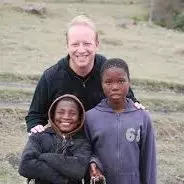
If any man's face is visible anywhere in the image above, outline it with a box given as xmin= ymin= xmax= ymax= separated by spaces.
xmin=67 ymin=24 xmax=99 ymax=70
xmin=54 ymin=100 xmax=80 ymax=133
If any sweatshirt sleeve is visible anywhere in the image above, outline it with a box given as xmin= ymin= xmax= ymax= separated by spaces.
xmin=39 ymin=138 xmax=91 ymax=180
xmin=84 ymin=119 xmax=104 ymax=172
xmin=140 ymin=112 xmax=157 ymax=184
xmin=127 ymin=87 xmax=140 ymax=103
xmin=18 ymin=135 xmax=68 ymax=184
xmin=25 ymin=73 xmax=50 ymax=132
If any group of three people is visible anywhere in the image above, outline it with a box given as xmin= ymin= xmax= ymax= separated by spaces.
xmin=18 ymin=15 xmax=156 ymax=184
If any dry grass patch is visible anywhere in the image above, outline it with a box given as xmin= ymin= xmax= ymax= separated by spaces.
xmin=0 ymin=73 xmax=39 ymax=83
xmin=101 ymin=37 xmax=123 ymax=46
xmin=175 ymin=47 xmax=184 ymax=55
xmin=0 ymin=108 xmax=27 ymax=131
xmin=140 ymin=98 xmax=184 ymax=112
xmin=157 ymin=139 xmax=184 ymax=184
xmin=154 ymin=118 xmax=184 ymax=140
xmin=0 ymin=107 xmax=184 ymax=184
xmin=25 ymin=0 xmax=141 ymax=4
xmin=0 ymin=161 xmax=25 ymax=184
xmin=1 ymin=1 xmax=184 ymax=183
xmin=0 ymin=89 xmax=32 ymax=103
xmin=131 ymin=78 xmax=184 ymax=94
xmin=156 ymin=117 xmax=184 ymax=183
xmin=0 ymin=108 xmax=27 ymax=156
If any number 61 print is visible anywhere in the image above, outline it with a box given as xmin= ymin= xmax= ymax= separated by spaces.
xmin=126 ymin=128 xmax=140 ymax=142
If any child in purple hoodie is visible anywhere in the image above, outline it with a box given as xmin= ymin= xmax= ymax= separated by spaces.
xmin=85 ymin=58 xmax=157 ymax=184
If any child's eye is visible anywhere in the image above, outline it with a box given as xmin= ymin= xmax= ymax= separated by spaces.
xmin=119 ymin=79 xmax=127 ymax=84
xmin=119 ymin=81 xmax=124 ymax=84
xmin=105 ymin=81 xmax=112 ymax=85
xmin=69 ymin=111 xmax=77 ymax=116
xmin=57 ymin=111 xmax=64 ymax=115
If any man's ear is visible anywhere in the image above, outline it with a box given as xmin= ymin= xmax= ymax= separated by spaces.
xmin=95 ymin=39 xmax=100 ymax=48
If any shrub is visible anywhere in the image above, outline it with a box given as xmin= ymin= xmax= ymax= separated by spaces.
xmin=147 ymin=0 xmax=184 ymax=31
xmin=173 ymin=12 xmax=184 ymax=31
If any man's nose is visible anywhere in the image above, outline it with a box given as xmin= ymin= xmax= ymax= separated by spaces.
xmin=77 ymin=43 xmax=85 ymax=52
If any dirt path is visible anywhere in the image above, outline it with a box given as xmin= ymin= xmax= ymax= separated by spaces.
xmin=0 ymin=81 xmax=35 ymax=91
xmin=0 ymin=80 xmax=184 ymax=111
xmin=0 ymin=102 xmax=29 ymax=110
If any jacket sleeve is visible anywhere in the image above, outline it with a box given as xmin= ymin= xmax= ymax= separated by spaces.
xmin=25 ymin=73 xmax=50 ymax=132
xmin=89 ymin=155 xmax=104 ymax=173
xmin=140 ymin=112 xmax=157 ymax=184
xmin=127 ymin=87 xmax=139 ymax=103
xmin=18 ymin=135 xmax=68 ymax=184
xmin=84 ymin=120 xmax=104 ymax=172
xmin=39 ymin=138 xmax=91 ymax=180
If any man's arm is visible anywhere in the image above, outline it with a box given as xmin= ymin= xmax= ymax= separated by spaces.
xmin=25 ymin=73 xmax=50 ymax=132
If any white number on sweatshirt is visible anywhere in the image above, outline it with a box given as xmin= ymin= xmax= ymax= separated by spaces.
xmin=126 ymin=128 xmax=140 ymax=142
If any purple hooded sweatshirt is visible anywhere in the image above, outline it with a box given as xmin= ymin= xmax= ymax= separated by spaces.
xmin=85 ymin=98 xmax=156 ymax=184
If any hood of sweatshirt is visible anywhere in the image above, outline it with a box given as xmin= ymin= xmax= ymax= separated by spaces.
xmin=94 ymin=98 xmax=139 ymax=113
xmin=48 ymin=94 xmax=85 ymax=137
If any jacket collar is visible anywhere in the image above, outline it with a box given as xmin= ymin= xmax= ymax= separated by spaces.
xmin=59 ymin=54 xmax=104 ymax=80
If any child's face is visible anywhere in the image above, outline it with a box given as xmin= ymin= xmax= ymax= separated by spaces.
xmin=102 ymin=67 xmax=130 ymax=104
xmin=54 ymin=100 xmax=80 ymax=133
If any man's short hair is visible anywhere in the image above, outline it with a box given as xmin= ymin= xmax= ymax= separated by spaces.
xmin=66 ymin=15 xmax=98 ymax=42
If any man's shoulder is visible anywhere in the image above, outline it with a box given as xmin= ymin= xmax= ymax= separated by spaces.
xmin=95 ymin=54 xmax=107 ymax=65
xmin=95 ymin=53 xmax=106 ymax=60
xmin=43 ymin=56 xmax=68 ymax=80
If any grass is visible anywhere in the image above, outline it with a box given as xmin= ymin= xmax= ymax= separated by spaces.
xmin=1 ymin=1 xmax=184 ymax=184
xmin=1 ymin=88 xmax=184 ymax=113
xmin=1 ymin=73 xmax=184 ymax=93
xmin=0 ymin=73 xmax=39 ymax=83
xmin=157 ymin=140 xmax=184 ymax=184
xmin=0 ymin=161 xmax=25 ymax=184
xmin=131 ymin=78 xmax=184 ymax=93
xmin=0 ymin=89 xmax=32 ymax=103
xmin=140 ymin=98 xmax=184 ymax=112
xmin=24 ymin=0 xmax=142 ymax=4
xmin=1 ymin=1 xmax=184 ymax=84
xmin=0 ymin=107 xmax=183 ymax=184
xmin=101 ymin=37 xmax=123 ymax=46
xmin=154 ymin=118 xmax=184 ymax=140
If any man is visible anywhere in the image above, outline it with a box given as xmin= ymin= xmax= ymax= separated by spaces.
xmin=26 ymin=15 xmax=143 ymax=133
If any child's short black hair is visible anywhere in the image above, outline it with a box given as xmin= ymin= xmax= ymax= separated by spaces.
xmin=50 ymin=97 xmax=83 ymax=122
xmin=101 ymin=58 xmax=130 ymax=80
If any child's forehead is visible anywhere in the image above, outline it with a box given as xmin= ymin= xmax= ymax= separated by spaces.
xmin=103 ymin=66 xmax=126 ymax=74
xmin=106 ymin=65 xmax=125 ymax=70
xmin=56 ymin=99 xmax=78 ymax=109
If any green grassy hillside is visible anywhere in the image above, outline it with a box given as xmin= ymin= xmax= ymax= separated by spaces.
xmin=0 ymin=1 xmax=184 ymax=183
